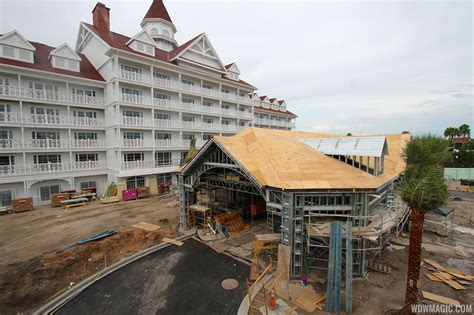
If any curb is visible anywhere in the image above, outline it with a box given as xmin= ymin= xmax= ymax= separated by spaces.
xmin=34 ymin=232 xmax=194 ymax=314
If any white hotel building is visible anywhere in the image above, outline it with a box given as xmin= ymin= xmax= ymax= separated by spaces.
xmin=0 ymin=0 xmax=296 ymax=205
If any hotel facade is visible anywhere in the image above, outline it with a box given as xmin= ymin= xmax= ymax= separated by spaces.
xmin=0 ymin=0 xmax=296 ymax=205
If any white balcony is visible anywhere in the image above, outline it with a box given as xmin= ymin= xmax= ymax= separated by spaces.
xmin=153 ymin=119 xmax=238 ymax=133
xmin=0 ymin=160 xmax=107 ymax=176
xmin=121 ymin=93 xmax=152 ymax=106
xmin=120 ymin=159 xmax=181 ymax=171
xmin=254 ymin=118 xmax=294 ymax=129
xmin=0 ymin=85 xmax=104 ymax=106
xmin=154 ymin=139 xmax=206 ymax=149
xmin=12 ymin=113 xmax=105 ymax=128
xmin=70 ymin=116 xmax=105 ymax=127
xmin=0 ymin=112 xmax=22 ymax=124
xmin=70 ymin=139 xmax=106 ymax=149
xmin=25 ymin=139 xmax=69 ymax=149
xmin=153 ymin=99 xmax=253 ymax=119
xmin=121 ymin=116 xmax=153 ymax=127
xmin=122 ymin=138 xmax=154 ymax=148
xmin=0 ymin=139 xmax=22 ymax=149
xmin=120 ymin=69 xmax=150 ymax=84
xmin=153 ymin=78 xmax=256 ymax=105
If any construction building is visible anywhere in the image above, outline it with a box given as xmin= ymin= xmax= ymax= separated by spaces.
xmin=0 ymin=0 xmax=296 ymax=206
xmin=179 ymin=128 xmax=411 ymax=278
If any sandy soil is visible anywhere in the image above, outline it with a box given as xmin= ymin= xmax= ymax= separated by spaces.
xmin=0 ymin=194 xmax=180 ymax=313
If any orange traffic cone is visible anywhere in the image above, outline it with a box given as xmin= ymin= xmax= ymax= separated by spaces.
xmin=268 ymin=289 xmax=277 ymax=310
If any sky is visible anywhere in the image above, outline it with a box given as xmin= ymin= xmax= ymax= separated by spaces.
xmin=0 ymin=0 xmax=472 ymax=135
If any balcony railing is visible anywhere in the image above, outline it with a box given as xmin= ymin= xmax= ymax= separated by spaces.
xmin=154 ymin=139 xmax=206 ymax=148
xmin=0 ymin=113 xmax=105 ymax=127
xmin=120 ymin=159 xmax=181 ymax=171
xmin=0 ymin=160 xmax=107 ymax=176
xmin=153 ymin=99 xmax=254 ymax=119
xmin=122 ymin=138 xmax=154 ymax=148
xmin=25 ymin=139 xmax=70 ymax=149
xmin=153 ymin=119 xmax=239 ymax=132
xmin=121 ymin=93 xmax=152 ymax=106
xmin=0 ymin=139 xmax=22 ymax=149
xmin=122 ymin=116 xmax=153 ymax=127
xmin=254 ymin=118 xmax=295 ymax=129
xmin=0 ymin=85 xmax=104 ymax=105
xmin=153 ymin=78 xmax=256 ymax=105
xmin=120 ymin=69 xmax=150 ymax=84
xmin=1 ymin=139 xmax=105 ymax=150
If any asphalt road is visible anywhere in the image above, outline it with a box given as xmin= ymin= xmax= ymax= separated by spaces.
xmin=450 ymin=191 xmax=474 ymax=200
xmin=58 ymin=238 xmax=249 ymax=315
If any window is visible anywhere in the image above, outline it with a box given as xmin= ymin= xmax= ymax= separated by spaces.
xmin=162 ymin=29 xmax=170 ymax=37
xmin=72 ymin=88 xmax=96 ymax=97
xmin=239 ymin=121 xmax=246 ymax=127
xmin=202 ymin=84 xmax=213 ymax=90
xmin=154 ymin=92 xmax=170 ymax=100
xmin=221 ymin=104 xmax=230 ymax=109
xmin=155 ymin=152 xmax=171 ymax=166
xmin=123 ymin=153 xmax=144 ymax=162
xmin=150 ymin=28 xmax=159 ymax=36
xmin=123 ymin=132 xmax=143 ymax=139
xmin=203 ymin=134 xmax=214 ymax=140
xmin=126 ymin=176 xmax=145 ymax=189
xmin=154 ymin=112 xmax=171 ymax=120
xmin=181 ymin=79 xmax=194 ymax=86
xmin=121 ymin=65 xmax=141 ymax=74
xmin=80 ymin=181 xmax=97 ymax=190
xmin=29 ymin=83 xmax=59 ymax=100
xmin=0 ymin=78 xmax=10 ymax=96
xmin=202 ymin=101 xmax=213 ymax=107
xmin=157 ymin=173 xmax=172 ymax=185
xmin=0 ymin=130 xmax=13 ymax=148
xmin=182 ymin=116 xmax=194 ymax=122
xmin=75 ymin=153 xmax=98 ymax=162
xmin=136 ymin=41 xmax=144 ymax=51
xmin=39 ymin=185 xmax=60 ymax=202
xmin=203 ymin=117 xmax=213 ymax=124
xmin=32 ymin=131 xmax=59 ymax=140
xmin=145 ymin=45 xmax=154 ymax=55
xmin=153 ymin=72 xmax=170 ymax=80
xmin=0 ymin=155 xmax=14 ymax=166
xmin=73 ymin=110 xmax=96 ymax=118
xmin=0 ymin=190 xmax=12 ymax=207
xmin=74 ymin=132 xmax=97 ymax=140
xmin=19 ymin=49 xmax=32 ymax=61
xmin=33 ymin=154 xmax=61 ymax=164
xmin=182 ymin=97 xmax=194 ymax=104
xmin=2 ymin=46 xmax=14 ymax=58
xmin=55 ymin=56 xmax=65 ymax=68
xmin=221 ymin=89 xmax=229 ymax=94
xmin=182 ymin=133 xmax=194 ymax=140
xmin=123 ymin=110 xmax=143 ymax=118
xmin=122 ymin=88 xmax=142 ymax=96
xmin=180 ymin=151 xmax=189 ymax=161
xmin=222 ymin=119 xmax=231 ymax=125
xmin=67 ymin=59 xmax=79 ymax=71
xmin=0 ymin=104 xmax=11 ymax=122
xmin=155 ymin=132 xmax=171 ymax=140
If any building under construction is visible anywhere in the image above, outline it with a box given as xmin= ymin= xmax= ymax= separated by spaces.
xmin=178 ymin=128 xmax=411 ymax=278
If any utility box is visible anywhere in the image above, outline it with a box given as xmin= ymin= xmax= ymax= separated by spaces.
xmin=12 ymin=197 xmax=34 ymax=213
xmin=122 ymin=189 xmax=137 ymax=201
xmin=136 ymin=186 xmax=150 ymax=199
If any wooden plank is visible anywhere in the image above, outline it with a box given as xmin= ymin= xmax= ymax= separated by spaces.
xmin=276 ymin=244 xmax=291 ymax=281
xmin=423 ymin=258 xmax=447 ymax=272
xmin=432 ymin=272 xmax=453 ymax=280
xmin=345 ymin=221 xmax=353 ymax=313
xmin=422 ymin=291 xmax=461 ymax=306
xmin=425 ymin=273 xmax=442 ymax=282
xmin=390 ymin=236 xmax=410 ymax=246
xmin=432 ymin=273 xmax=466 ymax=290
xmin=295 ymin=296 xmax=317 ymax=313
xmin=132 ymin=222 xmax=161 ymax=231
xmin=162 ymin=237 xmax=184 ymax=246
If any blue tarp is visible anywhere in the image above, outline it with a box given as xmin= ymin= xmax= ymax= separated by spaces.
xmin=56 ymin=230 xmax=116 ymax=253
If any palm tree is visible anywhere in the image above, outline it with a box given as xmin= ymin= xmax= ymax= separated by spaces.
xmin=443 ymin=127 xmax=460 ymax=139
xmin=346 ymin=132 xmax=352 ymax=136
xmin=401 ymin=131 xmax=410 ymax=134
xmin=401 ymin=135 xmax=450 ymax=311
xmin=458 ymin=124 xmax=471 ymax=138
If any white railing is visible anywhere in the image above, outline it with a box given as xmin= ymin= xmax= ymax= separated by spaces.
xmin=122 ymin=138 xmax=154 ymax=148
xmin=121 ymin=93 xmax=152 ymax=106
xmin=152 ymin=78 xmax=256 ymax=105
xmin=153 ymin=98 xmax=253 ymax=119
xmin=13 ymin=113 xmax=105 ymax=127
xmin=0 ymin=139 xmax=22 ymax=149
xmin=0 ymin=85 xmax=104 ymax=105
xmin=120 ymin=159 xmax=182 ymax=171
xmin=121 ymin=116 xmax=153 ymax=127
xmin=254 ymin=118 xmax=294 ymax=129
xmin=154 ymin=139 xmax=206 ymax=148
xmin=153 ymin=119 xmax=239 ymax=133
xmin=120 ymin=69 xmax=150 ymax=84
xmin=70 ymin=139 xmax=105 ymax=149
xmin=25 ymin=139 xmax=69 ymax=149
xmin=0 ymin=161 xmax=106 ymax=176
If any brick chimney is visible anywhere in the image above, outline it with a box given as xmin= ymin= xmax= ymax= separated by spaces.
xmin=92 ymin=2 xmax=110 ymax=31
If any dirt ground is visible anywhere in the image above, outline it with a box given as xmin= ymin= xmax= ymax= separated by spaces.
xmin=0 ymin=194 xmax=180 ymax=313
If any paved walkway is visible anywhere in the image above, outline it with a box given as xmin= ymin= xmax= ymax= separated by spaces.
xmin=58 ymin=238 xmax=249 ymax=315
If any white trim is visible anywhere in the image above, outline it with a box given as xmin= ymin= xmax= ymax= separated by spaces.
xmin=226 ymin=62 xmax=240 ymax=74
xmin=141 ymin=18 xmax=177 ymax=33
xmin=0 ymin=30 xmax=36 ymax=51
xmin=79 ymin=23 xmax=111 ymax=51
xmin=125 ymin=30 xmax=156 ymax=46
xmin=49 ymin=43 xmax=82 ymax=61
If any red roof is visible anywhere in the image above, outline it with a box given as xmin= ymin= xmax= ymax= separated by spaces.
xmin=259 ymin=95 xmax=267 ymax=101
xmin=278 ymin=100 xmax=285 ymax=105
xmin=451 ymin=137 xmax=472 ymax=144
xmin=254 ymin=105 xmax=297 ymax=117
xmin=143 ymin=0 xmax=173 ymax=23
xmin=0 ymin=41 xmax=104 ymax=81
xmin=83 ymin=23 xmax=256 ymax=88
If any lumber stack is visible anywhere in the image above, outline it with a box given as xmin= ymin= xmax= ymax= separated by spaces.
xmin=423 ymin=258 xmax=473 ymax=290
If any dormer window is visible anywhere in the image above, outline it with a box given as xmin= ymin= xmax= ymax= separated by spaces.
xmin=136 ymin=41 xmax=155 ymax=56
xmin=0 ymin=30 xmax=36 ymax=64
xmin=126 ymin=30 xmax=156 ymax=57
xmin=52 ymin=56 xmax=80 ymax=72
xmin=48 ymin=43 xmax=81 ymax=72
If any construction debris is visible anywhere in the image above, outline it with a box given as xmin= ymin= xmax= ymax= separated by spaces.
xmin=55 ymin=230 xmax=116 ymax=253
xmin=367 ymin=261 xmax=392 ymax=274
xmin=132 ymin=222 xmax=161 ymax=231
xmin=423 ymin=258 xmax=472 ymax=290
xmin=162 ymin=237 xmax=184 ymax=247
xmin=421 ymin=291 xmax=461 ymax=307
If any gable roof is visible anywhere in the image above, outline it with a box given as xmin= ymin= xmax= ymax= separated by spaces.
xmin=225 ymin=62 xmax=240 ymax=73
xmin=125 ymin=29 xmax=156 ymax=46
xmin=49 ymin=43 xmax=82 ymax=61
xmin=82 ymin=23 xmax=255 ymax=88
xmin=0 ymin=40 xmax=104 ymax=81
xmin=143 ymin=0 xmax=173 ymax=23
xmin=194 ymin=128 xmax=409 ymax=190
xmin=254 ymin=105 xmax=297 ymax=117
xmin=0 ymin=30 xmax=36 ymax=51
